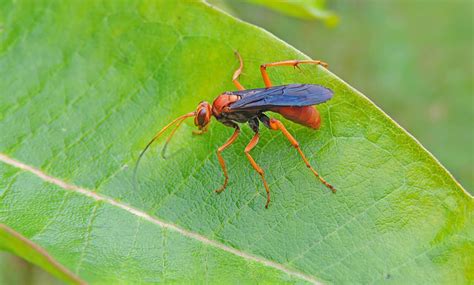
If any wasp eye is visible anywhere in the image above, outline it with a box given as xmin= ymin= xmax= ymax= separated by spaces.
xmin=194 ymin=101 xmax=211 ymax=129
xmin=197 ymin=108 xmax=207 ymax=126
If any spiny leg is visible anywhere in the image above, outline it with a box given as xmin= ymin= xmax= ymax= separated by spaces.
xmin=268 ymin=118 xmax=336 ymax=193
xmin=215 ymin=127 xmax=240 ymax=193
xmin=260 ymin=59 xmax=329 ymax=87
xmin=244 ymin=132 xmax=271 ymax=208
xmin=232 ymin=51 xmax=245 ymax=90
xmin=228 ymin=48 xmax=247 ymax=176
xmin=216 ymin=51 xmax=245 ymax=193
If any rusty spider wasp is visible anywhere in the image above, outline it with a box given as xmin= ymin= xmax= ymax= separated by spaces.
xmin=135 ymin=52 xmax=336 ymax=208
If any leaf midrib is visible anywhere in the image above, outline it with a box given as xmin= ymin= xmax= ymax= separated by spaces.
xmin=0 ymin=152 xmax=323 ymax=285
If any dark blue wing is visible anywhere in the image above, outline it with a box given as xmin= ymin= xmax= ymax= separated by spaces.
xmin=228 ymin=84 xmax=333 ymax=110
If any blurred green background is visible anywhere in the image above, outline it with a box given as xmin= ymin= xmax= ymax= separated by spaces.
xmin=0 ymin=252 xmax=62 ymax=285
xmin=221 ymin=0 xmax=473 ymax=192
xmin=2 ymin=0 xmax=472 ymax=284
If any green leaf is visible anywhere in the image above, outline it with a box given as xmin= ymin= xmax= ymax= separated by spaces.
xmin=245 ymin=0 xmax=339 ymax=26
xmin=0 ymin=0 xmax=471 ymax=284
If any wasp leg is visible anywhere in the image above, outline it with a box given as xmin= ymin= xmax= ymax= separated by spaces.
xmin=215 ymin=127 xmax=240 ymax=193
xmin=260 ymin=59 xmax=329 ymax=88
xmin=232 ymin=51 xmax=245 ymax=91
xmin=268 ymin=118 xmax=336 ymax=193
xmin=192 ymin=126 xmax=208 ymax=135
xmin=244 ymin=132 xmax=271 ymax=208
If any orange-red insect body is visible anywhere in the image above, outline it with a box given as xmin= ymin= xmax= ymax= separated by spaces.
xmin=271 ymin=106 xmax=321 ymax=129
xmin=135 ymin=52 xmax=336 ymax=208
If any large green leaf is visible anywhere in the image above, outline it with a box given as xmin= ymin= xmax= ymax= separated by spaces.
xmin=0 ymin=0 xmax=472 ymax=284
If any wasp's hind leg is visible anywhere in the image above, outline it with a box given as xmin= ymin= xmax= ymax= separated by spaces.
xmin=260 ymin=114 xmax=336 ymax=193
xmin=232 ymin=51 xmax=245 ymax=90
xmin=260 ymin=59 xmax=329 ymax=88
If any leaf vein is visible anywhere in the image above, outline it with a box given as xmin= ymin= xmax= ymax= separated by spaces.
xmin=0 ymin=153 xmax=323 ymax=285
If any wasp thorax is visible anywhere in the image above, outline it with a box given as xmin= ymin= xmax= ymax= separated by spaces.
xmin=194 ymin=101 xmax=212 ymax=129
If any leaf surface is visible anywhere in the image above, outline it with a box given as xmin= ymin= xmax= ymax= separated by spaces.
xmin=0 ymin=1 xmax=472 ymax=284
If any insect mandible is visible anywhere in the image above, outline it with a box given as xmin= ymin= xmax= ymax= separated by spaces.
xmin=134 ymin=52 xmax=336 ymax=208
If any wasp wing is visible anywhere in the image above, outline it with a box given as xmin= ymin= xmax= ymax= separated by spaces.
xmin=228 ymin=84 xmax=333 ymax=110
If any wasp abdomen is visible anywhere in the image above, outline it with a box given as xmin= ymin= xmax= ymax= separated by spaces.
xmin=271 ymin=106 xmax=321 ymax=129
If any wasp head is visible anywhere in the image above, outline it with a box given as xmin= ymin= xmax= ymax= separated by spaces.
xmin=194 ymin=101 xmax=212 ymax=130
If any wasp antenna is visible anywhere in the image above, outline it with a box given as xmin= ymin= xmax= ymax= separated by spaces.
xmin=161 ymin=115 xmax=189 ymax=159
xmin=133 ymin=112 xmax=195 ymax=190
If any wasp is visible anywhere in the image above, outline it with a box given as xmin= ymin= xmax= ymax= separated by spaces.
xmin=135 ymin=52 xmax=336 ymax=208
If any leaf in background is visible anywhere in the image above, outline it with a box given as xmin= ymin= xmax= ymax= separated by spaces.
xmin=246 ymin=0 xmax=339 ymax=26
xmin=0 ymin=224 xmax=83 ymax=284
xmin=0 ymin=0 xmax=472 ymax=284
